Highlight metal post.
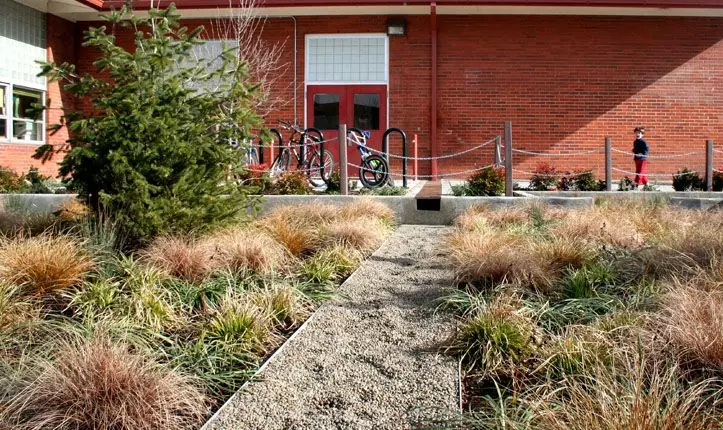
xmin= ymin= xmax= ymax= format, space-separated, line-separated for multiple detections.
xmin=413 ymin=134 xmax=418 ymax=181
xmin=494 ymin=136 xmax=502 ymax=167
xmin=339 ymin=124 xmax=348 ymax=195
xmin=706 ymin=139 xmax=714 ymax=192
xmin=319 ymin=133 xmax=325 ymax=182
xmin=504 ymin=122 xmax=513 ymax=197
xmin=605 ymin=137 xmax=613 ymax=191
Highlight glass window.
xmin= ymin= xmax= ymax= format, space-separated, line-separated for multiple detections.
xmin=0 ymin=85 xmax=6 ymax=140
xmin=11 ymin=88 xmax=43 ymax=142
xmin=313 ymin=93 xmax=340 ymax=130
xmin=353 ymin=93 xmax=380 ymax=130
xmin=307 ymin=36 xmax=387 ymax=83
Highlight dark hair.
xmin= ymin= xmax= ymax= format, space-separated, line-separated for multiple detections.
xmin=634 ymin=126 xmax=645 ymax=135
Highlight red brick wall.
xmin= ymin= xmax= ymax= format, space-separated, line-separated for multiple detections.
xmin=71 ymin=14 xmax=723 ymax=182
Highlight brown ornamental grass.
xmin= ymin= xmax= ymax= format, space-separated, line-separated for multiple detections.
xmin=0 ymin=235 xmax=93 ymax=295
xmin=142 ymin=236 xmax=213 ymax=283
xmin=206 ymin=227 xmax=290 ymax=275
xmin=3 ymin=336 xmax=207 ymax=430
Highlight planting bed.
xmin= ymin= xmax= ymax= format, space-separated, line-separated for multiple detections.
xmin=0 ymin=198 xmax=395 ymax=429
xmin=439 ymin=200 xmax=723 ymax=428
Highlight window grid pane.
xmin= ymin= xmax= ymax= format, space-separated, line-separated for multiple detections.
xmin=307 ymin=36 xmax=386 ymax=83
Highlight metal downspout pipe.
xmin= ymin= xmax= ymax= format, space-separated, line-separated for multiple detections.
xmin=430 ymin=1 xmax=438 ymax=179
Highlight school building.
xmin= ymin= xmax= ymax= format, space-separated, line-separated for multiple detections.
xmin=1 ymin=0 xmax=722 ymax=179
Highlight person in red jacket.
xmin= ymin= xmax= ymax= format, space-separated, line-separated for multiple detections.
xmin=632 ymin=126 xmax=649 ymax=189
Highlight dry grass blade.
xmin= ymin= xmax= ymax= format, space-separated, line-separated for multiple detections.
xmin=267 ymin=202 xmax=339 ymax=227
xmin=142 ymin=236 xmax=213 ymax=283
xmin=261 ymin=215 xmax=321 ymax=257
xmin=53 ymin=199 xmax=90 ymax=223
xmin=0 ymin=235 xmax=93 ymax=295
xmin=3 ymin=336 xmax=207 ymax=430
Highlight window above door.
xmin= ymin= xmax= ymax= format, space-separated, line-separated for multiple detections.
xmin=305 ymin=34 xmax=388 ymax=85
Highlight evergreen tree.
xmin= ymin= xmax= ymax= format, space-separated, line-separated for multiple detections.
xmin=36 ymin=5 xmax=261 ymax=244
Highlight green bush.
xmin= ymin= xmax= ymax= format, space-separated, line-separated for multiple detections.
xmin=573 ymin=171 xmax=604 ymax=191
xmin=712 ymin=170 xmax=723 ymax=192
xmin=0 ymin=168 xmax=27 ymax=193
xmin=269 ymin=172 xmax=311 ymax=195
xmin=530 ymin=162 xmax=558 ymax=191
xmin=672 ymin=168 xmax=704 ymax=191
xmin=34 ymin=5 xmax=261 ymax=245
xmin=557 ymin=172 xmax=575 ymax=191
xmin=463 ymin=167 xmax=505 ymax=196
xmin=618 ymin=176 xmax=634 ymax=191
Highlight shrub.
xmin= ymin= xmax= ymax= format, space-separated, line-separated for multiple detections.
xmin=557 ymin=171 xmax=575 ymax=191
xmin=712 ymin=170 xmax=723 ymax=192
xmin=34 ymin=5 xmax=262 ymax=244
xmin=0 ymin=235 xmax=93 ymax=295
xmin=530 ymin=162 xmax=558 ymax=191
xmin=3 ymin=336 xmax=207 ymax=430
xmin=465 ymin=167 xmax=505 ymax=196
xmin=672 ymin=168 xmax=704 ymax=191
xmin=236 ymin=163 xmax=270 ymax=192
xmin=325 ymin=168 xmax=342 ymax=193
xmin=0 ymin=168 xmax=27 ymax=193
xmin=142 ymin=236 xmax=213 ymax=284
xmin=618 ymin=176 xmax=634 ymax=191
xmin=573 ymin=170 xmax=603 ymax=191
xmin=268 ymin=172 xmax=312 ymax=195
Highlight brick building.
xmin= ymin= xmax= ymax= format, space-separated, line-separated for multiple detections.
xmin=1 ymin=0 xmax=722 ymax=179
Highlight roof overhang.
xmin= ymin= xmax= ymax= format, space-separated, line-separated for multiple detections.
xmin=16 ymin=0 xmax=723 ymax=22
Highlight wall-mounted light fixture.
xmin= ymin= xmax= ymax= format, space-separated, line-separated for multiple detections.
xmin=386 ymin=18 xmax=407 ymax=36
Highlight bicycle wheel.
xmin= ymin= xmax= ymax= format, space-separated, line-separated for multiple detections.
xmin=270 ymin=149 xmax=290 ymax=176
xmin=307 ymin=149 xmax=334 ymax=187
xmin=359 ymin=154 xmax=389 ymax=189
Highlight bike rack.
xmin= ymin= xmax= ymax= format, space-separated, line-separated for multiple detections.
xmin=301 ymin=127 xmax=324 ymax=180
xmin=261 ymin=128 xmax=283 ymax=165
xmin=382 ymin=128 xmax=408 ymax=188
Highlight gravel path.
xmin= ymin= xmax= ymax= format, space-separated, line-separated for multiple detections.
xmin=205 ymin=225 xmax=458 ymax=430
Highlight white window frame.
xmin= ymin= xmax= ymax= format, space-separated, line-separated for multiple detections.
xmin=305 ymin=34 xmax=390 ymax=85
xmin=0 ymin=81 xmax=46 ymax=145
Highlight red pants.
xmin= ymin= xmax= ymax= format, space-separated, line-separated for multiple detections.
xmin=634 ymin=159 xmax=648 ymax=186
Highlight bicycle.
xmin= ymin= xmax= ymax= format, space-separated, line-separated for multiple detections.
xmin=347 ymin=127 xmax=390 ymax=189
xmin=270 ymin=120 xmax=333 ymax=187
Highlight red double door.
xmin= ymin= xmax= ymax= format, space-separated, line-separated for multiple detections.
xmin=306 ymin=85 xmax=387 ymax=175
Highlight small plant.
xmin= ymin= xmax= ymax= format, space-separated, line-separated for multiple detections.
xmin=300 ymin=246 xmax=360 ymax=285
xmin=268 ymin=172 xmax=312 ymax=195
xmin=712 ymin=170 xmax=723 ymax=192
xmin=322 ymin=218 xmax=387 ymax=252
xmin=143 ymin=236 xmax=213 ymax=283
xmin=557 ymin=171 xmax=576 ymax=191
xmin=252 ymin=286 xmax=310 ymax=330
xmin=618 ymin=176 xmax=635 ymax=191
xmin=208 ymin=228 xmax=289 ymax=275
xmin=459 ymin=167 xmax=505 ymax=196
xmin=0 ymin=168 xmax=27 ymax=193
xmin=672 ymin=168 xmax=704 ymax=191
xmin=338 ymin=198 xmax=396 ymax=225
xmin=446 ymin=296 xmax=537 ymax=373
xmin=573 ymin=170 xmax=601 ymax=191
xmin=530 ymin=163 xmax=559 ymax=191
xmin=204 ymin=297 xmax=275 ymax=355
xmin=560 ymin=263 xmax=617 ymax=300
xmin=236 ymin=163 xmax=270 ymax=192
xmin=451 ymin=184 xmax=469 ymax=196
xmin=325 ymin=168 xmax=342 ymax=193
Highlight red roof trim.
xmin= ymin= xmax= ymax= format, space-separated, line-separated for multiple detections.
xmin=94 ymin=0 xmax=723 ymax=10
xmin=74 ymin=0 xmax=104 ymax=10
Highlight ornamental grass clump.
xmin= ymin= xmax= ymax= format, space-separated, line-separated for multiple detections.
xmin=252 ymin=286 xmax=311 ymax=331
xmin=142 ymin=236 xmax=213 ymax=283
xmin=261 ymin=216 xmax=321 ymax=257
xmin=300 ymin=245 xmax=361 ymax=285
xmin=447 ymin=296 xmax=538 ymax=374
xmin=663 ymin=286 xmax=723 ymax=372
xmin=208 ymin=228 xmax=289 ymax=275
xmin=537 ymin=353 xmax=723 ymax=430
xmin=204 ymin=295 xmax=277 ymax=356
xmin=2 ymin=336 xmax=207 ymax=430
xmin=0 ymin=235 xmax=93 ymax=295
xmin=321 ymin=218 xmax=388 ymax=253
xmin=338 ymin=198 xmax=396 ymax=225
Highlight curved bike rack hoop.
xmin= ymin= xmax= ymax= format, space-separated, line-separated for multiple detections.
xmin=382 ymin=128 xmax=408 ymax=188
xmin=301 ymin=127 xmax=324 ymax=179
